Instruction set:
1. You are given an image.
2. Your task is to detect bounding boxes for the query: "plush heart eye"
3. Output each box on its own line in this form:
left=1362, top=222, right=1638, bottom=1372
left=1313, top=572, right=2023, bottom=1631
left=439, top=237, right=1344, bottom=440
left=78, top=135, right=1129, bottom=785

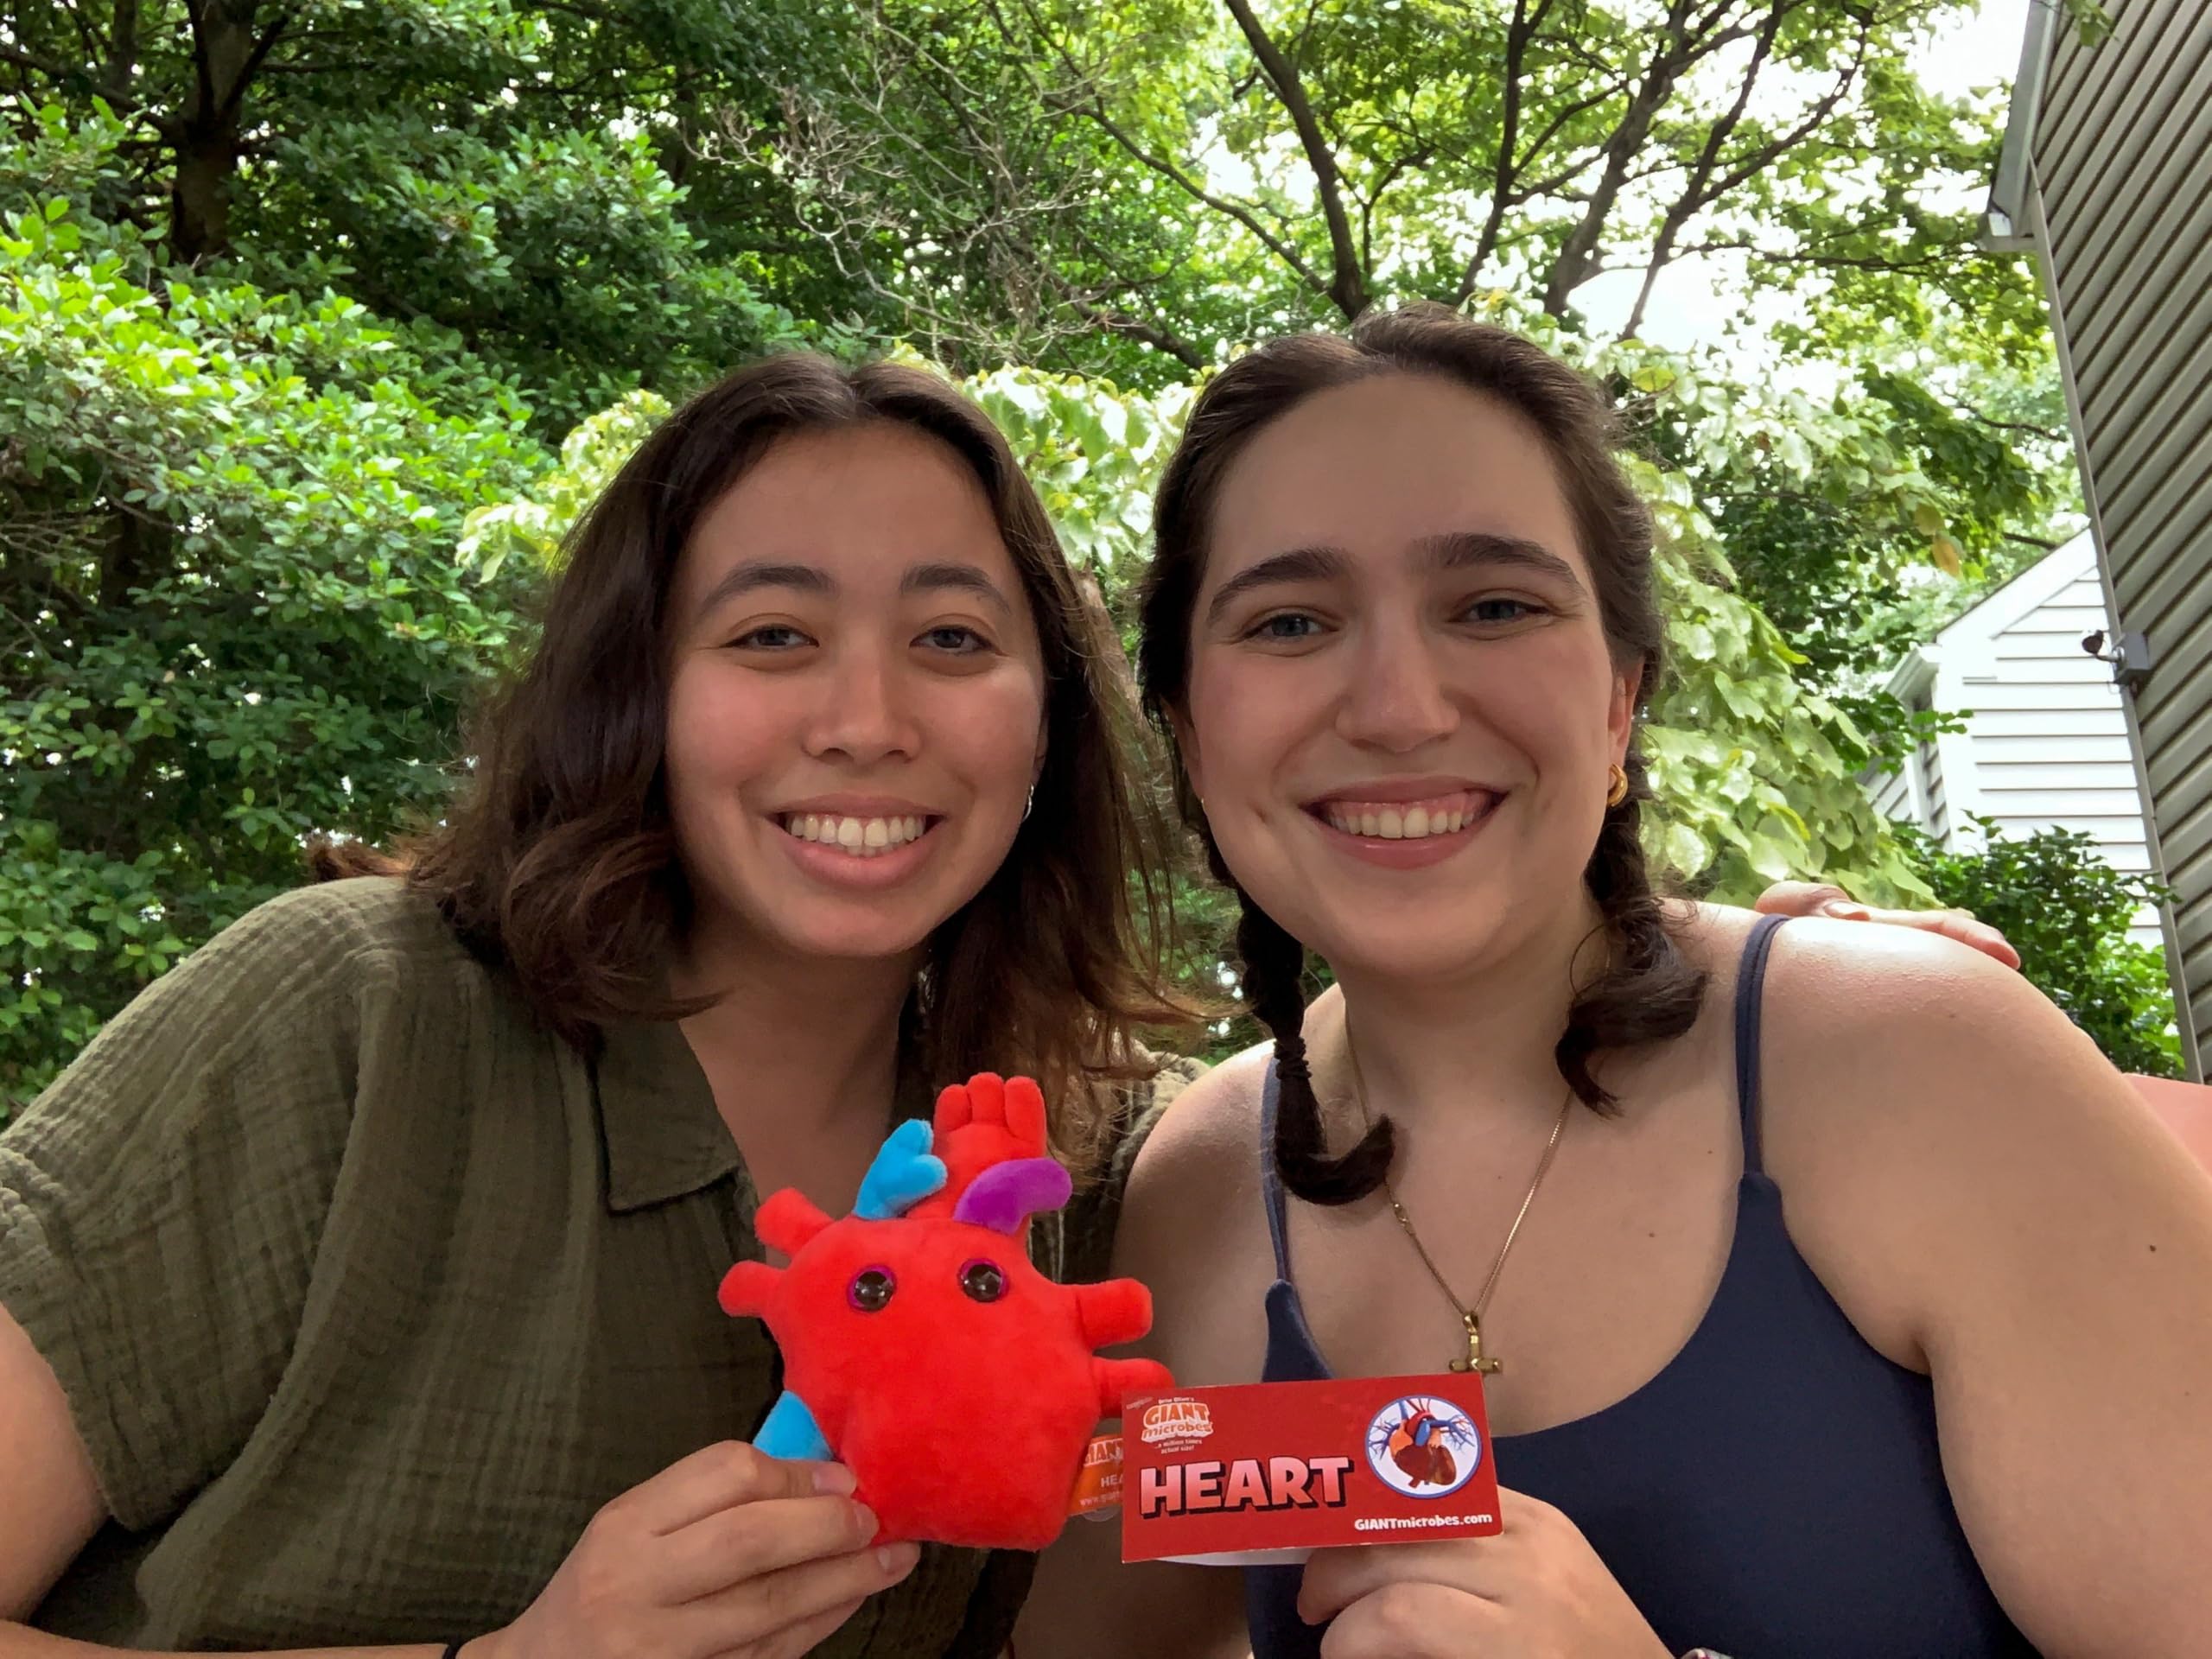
left=849, top=1267, right=896, bottom=1312
left=958, top=1259, right=1007, bottom=1303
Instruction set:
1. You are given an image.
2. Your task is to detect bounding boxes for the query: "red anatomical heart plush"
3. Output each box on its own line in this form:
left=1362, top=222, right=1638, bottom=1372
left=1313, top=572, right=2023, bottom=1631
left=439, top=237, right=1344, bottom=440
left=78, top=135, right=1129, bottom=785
left=717, top=1073, right=1173, bottom=1550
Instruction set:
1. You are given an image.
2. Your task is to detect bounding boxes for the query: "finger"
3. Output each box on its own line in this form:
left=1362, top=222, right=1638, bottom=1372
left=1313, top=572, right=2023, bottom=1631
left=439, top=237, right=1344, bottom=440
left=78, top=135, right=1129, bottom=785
left=1316, top=1580, right=1493, bottom=1659
left=1751, top=880, right=1849, bottom=918
left=739, top=1595, right=868, bottom=1659
left=1836, top=901, right=2024, bottom=971
left=1930, top=909, right=2024, bottom=969
left=621, top=1441, right=855, bottom=1535
left=657, top=1493, right=880, bottom=1601
left=1298, top=1540, right=1507, bottom=1626
left=1297, top=1486, right=1565, bottom=1624
left=685, top=1539, right=920, bottom=1649
left=1005, top=1075, right=1048, bottom=1153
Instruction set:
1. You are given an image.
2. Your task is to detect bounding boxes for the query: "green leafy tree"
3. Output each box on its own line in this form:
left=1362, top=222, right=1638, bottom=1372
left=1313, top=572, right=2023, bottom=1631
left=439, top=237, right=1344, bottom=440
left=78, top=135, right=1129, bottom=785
left=0, top=119, right=547, bottom=1116
left=6, top=1, right=2165, bottom=1104
left=780, top=0, right=2089, bottom=874
left=0, top=0, right=853, bottom=431
left=1904, top=821, right=2183, bottom=1077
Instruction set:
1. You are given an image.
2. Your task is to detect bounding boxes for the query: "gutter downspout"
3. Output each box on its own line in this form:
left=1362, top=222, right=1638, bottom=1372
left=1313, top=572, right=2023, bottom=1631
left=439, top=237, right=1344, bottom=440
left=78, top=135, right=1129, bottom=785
left=1983, top=0, right=2061, bottom=251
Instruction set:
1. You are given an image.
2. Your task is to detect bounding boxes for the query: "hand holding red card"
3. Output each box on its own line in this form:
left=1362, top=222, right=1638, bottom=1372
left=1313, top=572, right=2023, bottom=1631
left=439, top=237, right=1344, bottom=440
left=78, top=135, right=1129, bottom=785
left=1294, top=1487, right=1671, bottom=1659
left=1120, top=1374, right=1504, bottom=1566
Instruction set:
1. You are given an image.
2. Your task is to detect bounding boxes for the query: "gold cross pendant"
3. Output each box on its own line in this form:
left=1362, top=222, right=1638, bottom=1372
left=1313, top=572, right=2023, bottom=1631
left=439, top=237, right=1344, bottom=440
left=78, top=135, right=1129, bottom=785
left=1450, top=1311, right=1503, bottom=1376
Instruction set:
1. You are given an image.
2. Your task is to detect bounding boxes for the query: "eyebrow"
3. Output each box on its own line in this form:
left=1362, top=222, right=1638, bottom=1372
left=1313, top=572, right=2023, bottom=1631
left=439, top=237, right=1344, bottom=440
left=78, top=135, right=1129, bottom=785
left=1414, top=531, right=1582, bottom=589
left=696, top=560, right=836, bottom=620
left=1203, top=531, right=1580, bottom=628
left=1203, top=544, right=1353, bottom=627
left=900, top=561, right=1013, bottom=616
left=695, top=558, right=1013, bottom=621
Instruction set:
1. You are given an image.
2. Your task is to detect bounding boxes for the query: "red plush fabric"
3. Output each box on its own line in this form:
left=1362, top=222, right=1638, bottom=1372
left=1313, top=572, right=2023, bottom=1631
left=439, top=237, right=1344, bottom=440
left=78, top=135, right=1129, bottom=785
left=719, top=1074, right=1173, bottom=1550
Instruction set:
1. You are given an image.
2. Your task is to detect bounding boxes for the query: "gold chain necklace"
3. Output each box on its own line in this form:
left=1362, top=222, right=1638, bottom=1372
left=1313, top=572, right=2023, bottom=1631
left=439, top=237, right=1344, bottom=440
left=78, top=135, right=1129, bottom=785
left=1344, top=1028, right=1574, bottom=1376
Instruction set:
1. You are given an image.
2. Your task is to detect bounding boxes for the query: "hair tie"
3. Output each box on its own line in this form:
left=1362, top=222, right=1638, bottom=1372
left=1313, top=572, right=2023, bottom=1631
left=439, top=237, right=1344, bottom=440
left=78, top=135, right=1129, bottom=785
left=1273, top=1036, right=1313, bottom=1085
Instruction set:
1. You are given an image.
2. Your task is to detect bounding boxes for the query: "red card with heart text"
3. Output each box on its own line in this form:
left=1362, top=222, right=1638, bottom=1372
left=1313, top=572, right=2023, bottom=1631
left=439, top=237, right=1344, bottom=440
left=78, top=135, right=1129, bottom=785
left=1117, top=1374, right=1504, bottom=1564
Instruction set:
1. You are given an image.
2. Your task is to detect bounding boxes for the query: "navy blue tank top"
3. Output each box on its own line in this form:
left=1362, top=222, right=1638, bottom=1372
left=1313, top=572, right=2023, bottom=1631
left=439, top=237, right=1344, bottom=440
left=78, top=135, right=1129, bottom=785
left=1246, top=917, right=2037, bottom=1657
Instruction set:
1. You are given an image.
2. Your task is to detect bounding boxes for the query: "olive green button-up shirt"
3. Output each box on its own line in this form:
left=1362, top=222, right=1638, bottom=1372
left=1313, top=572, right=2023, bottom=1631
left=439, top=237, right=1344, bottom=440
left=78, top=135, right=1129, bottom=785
left=0, top=878, right=1187, bottom=1654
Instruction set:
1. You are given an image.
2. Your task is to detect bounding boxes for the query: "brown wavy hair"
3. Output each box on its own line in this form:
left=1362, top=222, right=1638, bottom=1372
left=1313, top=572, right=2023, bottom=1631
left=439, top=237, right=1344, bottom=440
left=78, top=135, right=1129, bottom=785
left=1136, top=303, right=1707, bottom=1205
left=317, top=352, right=1194, bottom=1160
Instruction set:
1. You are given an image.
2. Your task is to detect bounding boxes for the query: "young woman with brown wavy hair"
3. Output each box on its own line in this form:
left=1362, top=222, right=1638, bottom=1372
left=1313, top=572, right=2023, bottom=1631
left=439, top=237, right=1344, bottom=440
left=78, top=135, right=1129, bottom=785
left=1020, top=306, right=2212, bottom=1658
left=0, top=353, right=1199, bottom=1659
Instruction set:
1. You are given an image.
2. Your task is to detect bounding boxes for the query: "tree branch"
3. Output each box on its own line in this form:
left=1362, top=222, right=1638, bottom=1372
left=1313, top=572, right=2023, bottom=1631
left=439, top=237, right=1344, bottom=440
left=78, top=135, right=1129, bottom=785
left=0, top=41, right=90, bottom=88
left=1537, top=0, right=1707, bottom=316
left=1066, top=298, right=1208, bottom=367
left=1676, top=237, right=1961, bottom=275
left=1360, top=143, right=1433, bottom=274
left=101, top=0, right=141, bottom=103
left=221, top=3, right=301, bottom=121
left=1087, top=100, right=1325, bottom=293
left=1219, top=0, right=1370, bottom=317
left=1455, top=0, right=1543, bottom=302
left=995, top=0, right=1332, bottom=298
left=1623, top=1, right=1790, bottom=336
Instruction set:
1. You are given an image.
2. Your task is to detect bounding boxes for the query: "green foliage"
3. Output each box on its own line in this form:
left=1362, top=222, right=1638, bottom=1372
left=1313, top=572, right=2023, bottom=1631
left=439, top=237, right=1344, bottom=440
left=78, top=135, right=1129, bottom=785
left=2, top=0, right=853, bottom=432
left=1904, top=820, right=2182, bottom=1077
left=5, top=0, right=2177, bottom=1107
left=0, top=165, right=548, bottom=1116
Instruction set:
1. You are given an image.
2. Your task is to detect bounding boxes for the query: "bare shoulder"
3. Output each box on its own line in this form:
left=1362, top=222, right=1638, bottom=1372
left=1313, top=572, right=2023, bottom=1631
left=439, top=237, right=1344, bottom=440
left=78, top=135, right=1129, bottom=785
left=1756, top=913, right=2126, bottom=1124
left=1748, top=914, right=2208, bottom=1356
left=1127, top=1043, right=1269, bottom=1213
left=1113, top=1039, right=1277, bottom=1387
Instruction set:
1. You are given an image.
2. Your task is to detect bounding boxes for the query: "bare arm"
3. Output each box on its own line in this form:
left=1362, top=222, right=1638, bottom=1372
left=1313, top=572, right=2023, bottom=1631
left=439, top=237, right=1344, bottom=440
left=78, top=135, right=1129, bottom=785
left=0, top=1303, right=105, bottom=1624
left=1770, top=924, right=2212, bottom=1657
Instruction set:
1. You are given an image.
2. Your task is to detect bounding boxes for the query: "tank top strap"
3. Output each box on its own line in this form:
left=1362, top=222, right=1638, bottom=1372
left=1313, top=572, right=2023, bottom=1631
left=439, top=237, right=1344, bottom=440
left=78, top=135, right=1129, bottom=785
left=1732, top=913, right=1790, bottom=1177
left=1258, top=1060, right=1294, bottom=1281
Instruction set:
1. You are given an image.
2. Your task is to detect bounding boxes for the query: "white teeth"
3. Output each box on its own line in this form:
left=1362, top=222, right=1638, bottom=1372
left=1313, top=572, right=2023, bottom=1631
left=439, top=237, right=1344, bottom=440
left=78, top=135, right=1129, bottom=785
left=1323, top=797, right=1491, bottom=841
left=781, top=813, right=931, bottom=854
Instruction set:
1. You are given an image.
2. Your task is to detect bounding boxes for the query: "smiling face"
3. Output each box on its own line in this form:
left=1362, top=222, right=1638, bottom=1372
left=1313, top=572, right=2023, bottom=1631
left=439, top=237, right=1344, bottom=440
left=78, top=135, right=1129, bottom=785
left=1177, top=371, right=1637, bottom=986
left=664, top=422, right=1048, bottom=967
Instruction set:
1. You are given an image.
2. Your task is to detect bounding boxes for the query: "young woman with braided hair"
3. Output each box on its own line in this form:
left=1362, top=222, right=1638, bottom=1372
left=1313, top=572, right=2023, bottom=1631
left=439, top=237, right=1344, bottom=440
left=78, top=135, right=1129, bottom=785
left=1017, top=305, right=2212, bottom=1658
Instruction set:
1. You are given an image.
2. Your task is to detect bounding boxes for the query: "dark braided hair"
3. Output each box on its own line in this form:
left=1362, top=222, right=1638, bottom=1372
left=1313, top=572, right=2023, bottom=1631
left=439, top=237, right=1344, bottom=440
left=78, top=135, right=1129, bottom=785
left=1137, top=303, right=1707, bottom=1206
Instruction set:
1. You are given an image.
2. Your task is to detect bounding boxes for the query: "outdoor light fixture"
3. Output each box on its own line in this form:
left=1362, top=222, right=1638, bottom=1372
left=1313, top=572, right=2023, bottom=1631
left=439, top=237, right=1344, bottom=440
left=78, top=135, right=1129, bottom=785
left=2081, top=627, right=2156, bottom=694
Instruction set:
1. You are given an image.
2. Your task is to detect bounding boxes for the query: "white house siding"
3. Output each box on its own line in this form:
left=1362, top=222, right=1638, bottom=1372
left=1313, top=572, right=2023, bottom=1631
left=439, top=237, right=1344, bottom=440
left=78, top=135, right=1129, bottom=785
left=1877, top=539, right=2161, bottom=948
left=1869, top=746, right=1915, bottom=823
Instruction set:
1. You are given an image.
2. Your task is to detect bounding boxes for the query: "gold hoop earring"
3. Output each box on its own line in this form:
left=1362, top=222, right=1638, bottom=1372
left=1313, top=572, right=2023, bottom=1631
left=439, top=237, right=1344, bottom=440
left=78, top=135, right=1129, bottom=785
left=1606, top=763, right=1630, bottom=808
